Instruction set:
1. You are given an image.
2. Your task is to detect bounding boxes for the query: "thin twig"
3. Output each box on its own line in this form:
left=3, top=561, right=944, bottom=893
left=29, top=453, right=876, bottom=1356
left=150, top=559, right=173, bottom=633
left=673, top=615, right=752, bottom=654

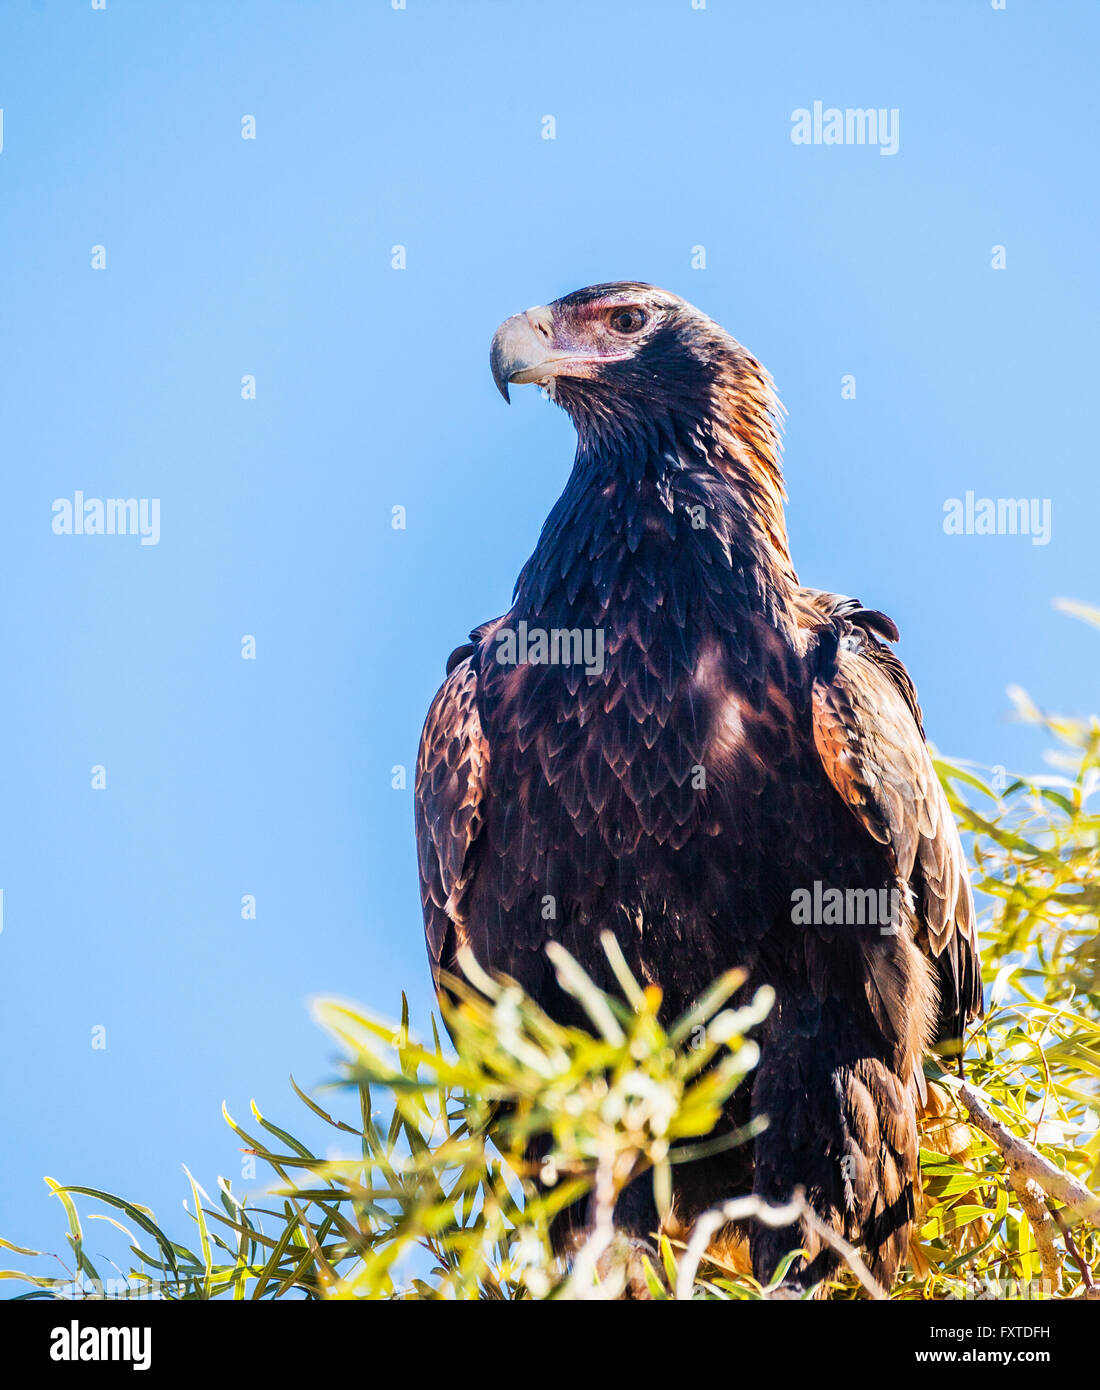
left=675, top=1190, right=888, bottom=1301
left=1051, top=1207, right=1099, bottom=1298
left=563, top=1142, right=620, bottom=1299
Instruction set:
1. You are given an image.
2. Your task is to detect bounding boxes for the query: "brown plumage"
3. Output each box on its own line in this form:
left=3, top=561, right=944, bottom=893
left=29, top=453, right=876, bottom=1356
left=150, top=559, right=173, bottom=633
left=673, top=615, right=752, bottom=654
left=415, top=283, right=982, bottom=1291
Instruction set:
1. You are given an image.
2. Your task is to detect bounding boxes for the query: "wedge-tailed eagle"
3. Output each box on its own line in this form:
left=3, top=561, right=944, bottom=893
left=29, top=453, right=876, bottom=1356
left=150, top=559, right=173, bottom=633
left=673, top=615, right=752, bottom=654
left=414, top=283, right=982, bottom=1290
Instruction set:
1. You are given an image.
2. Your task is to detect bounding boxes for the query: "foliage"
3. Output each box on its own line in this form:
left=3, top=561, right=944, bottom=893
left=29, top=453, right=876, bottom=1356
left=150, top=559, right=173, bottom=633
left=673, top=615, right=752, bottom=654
left=907, top=598, right=1100, bottom=1302
left=1, top=941, right=770, bottom=1302
left=4, top=606, right=1100, bottom=1301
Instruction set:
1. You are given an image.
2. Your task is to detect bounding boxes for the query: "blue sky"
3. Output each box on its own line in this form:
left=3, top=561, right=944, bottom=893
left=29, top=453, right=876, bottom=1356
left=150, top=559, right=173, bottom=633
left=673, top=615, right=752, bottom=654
left=1, top=0, right=1097, bottom=1275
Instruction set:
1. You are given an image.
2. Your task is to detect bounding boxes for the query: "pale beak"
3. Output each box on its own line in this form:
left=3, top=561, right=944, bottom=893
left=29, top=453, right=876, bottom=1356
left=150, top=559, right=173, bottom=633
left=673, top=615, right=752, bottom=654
left=490, top=305, right=570, bottom=402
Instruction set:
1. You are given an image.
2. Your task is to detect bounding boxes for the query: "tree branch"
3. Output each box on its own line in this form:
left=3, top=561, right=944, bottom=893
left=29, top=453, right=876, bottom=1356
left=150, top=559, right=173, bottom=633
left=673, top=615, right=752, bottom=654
left=958, top=1082, right=1100, bottom=1227
left=1013, top=1177, right=1061, bottom=1293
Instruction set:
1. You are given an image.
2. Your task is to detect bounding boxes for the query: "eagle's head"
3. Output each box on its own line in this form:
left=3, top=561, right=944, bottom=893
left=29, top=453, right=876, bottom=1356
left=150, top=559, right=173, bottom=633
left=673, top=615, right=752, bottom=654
left=490, top=282, right=781, bottom=457
left=491, top=280, right=790, bottom=572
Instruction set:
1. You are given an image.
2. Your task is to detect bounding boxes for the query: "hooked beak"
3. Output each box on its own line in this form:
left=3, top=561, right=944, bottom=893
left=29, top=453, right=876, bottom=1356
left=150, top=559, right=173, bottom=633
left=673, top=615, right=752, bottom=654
left=490, top=305, right=573, bottom=403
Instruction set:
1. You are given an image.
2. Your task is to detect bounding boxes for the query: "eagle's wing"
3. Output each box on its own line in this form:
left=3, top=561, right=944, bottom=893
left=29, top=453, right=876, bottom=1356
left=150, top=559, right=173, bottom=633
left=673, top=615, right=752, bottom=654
left=414, top=644, right=490, bottom=990
left=803, top=591, right=983, bottom=1042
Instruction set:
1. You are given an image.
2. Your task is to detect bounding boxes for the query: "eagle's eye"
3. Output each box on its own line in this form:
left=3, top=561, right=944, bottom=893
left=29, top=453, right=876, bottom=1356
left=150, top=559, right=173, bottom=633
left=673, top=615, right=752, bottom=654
left=607, top=306, right=647, bottom=335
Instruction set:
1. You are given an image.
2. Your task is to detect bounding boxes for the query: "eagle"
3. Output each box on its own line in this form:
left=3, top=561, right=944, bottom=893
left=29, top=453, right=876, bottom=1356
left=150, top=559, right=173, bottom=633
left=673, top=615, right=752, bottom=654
left=414, top=282, right=982, bottom=1292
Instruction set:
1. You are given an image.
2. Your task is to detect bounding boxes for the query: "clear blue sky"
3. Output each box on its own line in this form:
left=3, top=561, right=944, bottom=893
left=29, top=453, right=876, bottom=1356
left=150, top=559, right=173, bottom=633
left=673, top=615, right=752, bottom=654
left=1, top=0, right=1097, bottom=1275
